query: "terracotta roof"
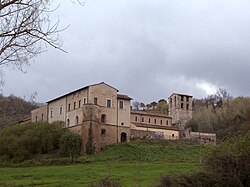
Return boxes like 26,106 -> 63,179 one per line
131,110 -> 171,118
132,122 -> 178,131
117,94 -> 133,100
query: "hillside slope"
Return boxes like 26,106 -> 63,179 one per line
0,94 -> 39,128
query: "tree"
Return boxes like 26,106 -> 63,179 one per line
140,102 -> 145,110
132,101 -> 141,110
0,0 -> 67,71
151,101 -> 157,109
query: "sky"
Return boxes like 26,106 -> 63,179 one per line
2,0 -> 250,104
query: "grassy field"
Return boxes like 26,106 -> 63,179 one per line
0,140 -> 210,187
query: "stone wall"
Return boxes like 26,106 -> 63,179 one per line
190,132 -> 216,145
131,129 -> 164,140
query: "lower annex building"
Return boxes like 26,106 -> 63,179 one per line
31,82 -> 215,152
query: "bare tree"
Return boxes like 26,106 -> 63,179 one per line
0,0 -> 66,71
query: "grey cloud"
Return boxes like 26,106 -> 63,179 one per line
2,0 -> 250,103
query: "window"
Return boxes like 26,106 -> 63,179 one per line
67,119 -> 70,127
160,120 -> 162,125
170,98 -> 172,108
101,114 -> 106,123
83,97 -> 87,105
154,119 -> 156,124
174,96 -> 176,107
135,116 -> 137,121
50,109 -> 53,118
74,102 -> 76,109
166,120 -> 169,125
181,103 -> 184,109
79,100 -> 81,108
101,128 -> 106,135
107,99 -> 112,108
186,97 -> 189,102
76,116 -> 79,125
148,118 -> 151,123
181,96 -> 184,101
35,116 -> 38,122
42,113 -> 44,121
68,103 -> 71,111
186,104 -> 189,110
119,100 -> 124,109
94,97 -> 98,105
60,106 -> 63,114
172,134 -> 175,138
142,117 -> 144,122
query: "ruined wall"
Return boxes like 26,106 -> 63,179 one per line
190,132 -> 216,145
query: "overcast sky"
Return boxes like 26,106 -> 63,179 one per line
2,0 -> 250,104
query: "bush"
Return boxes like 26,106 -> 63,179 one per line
89,177 -> 122,187
0,121 -> 65,162
156,132 -> 250,187
204,132 -> 250,187
156,172 -> 218,187
60,130 -> 81,158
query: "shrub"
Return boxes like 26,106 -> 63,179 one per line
60,130 -> 81,158
88,177 -> 122,187
204,132 -> 250,187
0,121 -> 64,162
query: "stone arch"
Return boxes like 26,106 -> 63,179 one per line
121,132 -> 127,142
101,114 -> 106,123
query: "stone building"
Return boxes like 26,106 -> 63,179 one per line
31,82 -> 132,152
168,93 -> 193,138
31,82 -> 214,152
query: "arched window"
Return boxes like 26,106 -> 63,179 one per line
76,116 -> 79,125
67,119 -> 70,127
101,114 -> 106,123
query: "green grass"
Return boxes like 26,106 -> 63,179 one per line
0,140 -> 210,187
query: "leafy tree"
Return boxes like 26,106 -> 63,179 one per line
156,99 -> 168,114
0,121 -> 64,162
140,102 -> 146,110
60,130 -> 81,160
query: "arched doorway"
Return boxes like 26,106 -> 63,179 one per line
121,132 -> 127,142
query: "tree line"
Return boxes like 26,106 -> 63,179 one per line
188,89 -> 250,140
0,94 -> 39,128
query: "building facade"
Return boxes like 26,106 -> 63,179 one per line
31,82 -> 213,152
168,93 -> 193,138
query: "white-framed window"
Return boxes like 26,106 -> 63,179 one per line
119,100 -> 124,109
83,97 -> 87,105
107,99 -> 112,108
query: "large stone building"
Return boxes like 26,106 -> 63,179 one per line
31,82 -> 215,152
